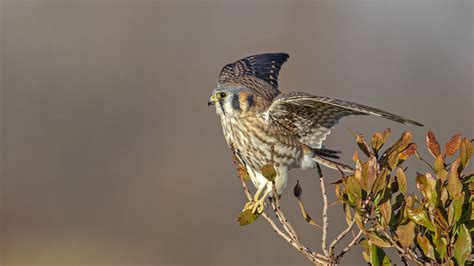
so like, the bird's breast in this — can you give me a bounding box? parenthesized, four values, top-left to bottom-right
(220, 115, 301, 170)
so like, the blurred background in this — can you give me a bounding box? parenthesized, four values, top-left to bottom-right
(0, 1, 472, 265)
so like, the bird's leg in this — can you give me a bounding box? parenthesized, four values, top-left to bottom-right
(243, 185, 265, 211)
(251, 189, 270, 214)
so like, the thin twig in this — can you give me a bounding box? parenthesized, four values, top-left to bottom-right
(329, 219, 356, 256)
(336, 230, 363, 260)
(316, 163, 330, 257)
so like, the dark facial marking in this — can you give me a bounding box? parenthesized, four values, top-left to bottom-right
(231, 94, 241, 111)
(218, 98, 227, 116)
(247, 95, 254, 107)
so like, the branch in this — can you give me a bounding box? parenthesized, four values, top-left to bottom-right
(336, 229, 363, 260)
(329, 219, 356, 256)
(316, 163, 330, 257)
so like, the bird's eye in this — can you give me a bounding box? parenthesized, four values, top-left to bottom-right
(217, 92, 227, 98)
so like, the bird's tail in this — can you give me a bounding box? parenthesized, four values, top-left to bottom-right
(313, 155, 354, 173)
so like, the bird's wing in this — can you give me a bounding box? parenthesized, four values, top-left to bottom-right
(218, 53, 289, 92)
(262, 92, 422, 149)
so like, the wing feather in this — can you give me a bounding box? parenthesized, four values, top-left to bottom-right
(262, 92, 422, 148)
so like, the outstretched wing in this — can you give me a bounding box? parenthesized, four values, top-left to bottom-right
(262, 92, 422, 149)
(218, 53, 289, 91)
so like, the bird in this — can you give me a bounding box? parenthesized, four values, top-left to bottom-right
(208, 53, 422, 214)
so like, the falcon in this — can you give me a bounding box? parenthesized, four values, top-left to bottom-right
(208, 53, 422, 214)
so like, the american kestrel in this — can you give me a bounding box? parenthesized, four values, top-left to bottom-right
(208, 53, 422, 214)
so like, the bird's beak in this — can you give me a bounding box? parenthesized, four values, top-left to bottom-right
(208, 95, 216, 106)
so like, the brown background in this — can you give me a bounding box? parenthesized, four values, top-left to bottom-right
(1, 1, 472, 265)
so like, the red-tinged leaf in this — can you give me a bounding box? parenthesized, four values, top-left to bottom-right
(395, 221, 416, 248)
(399, 143, 417, 161)
(445, 133, 462, 156)
(426, 131, 441, 158)
(453, 224, 471, 266)
(416, 233, 436, 260)
(447, 159, 462, 197)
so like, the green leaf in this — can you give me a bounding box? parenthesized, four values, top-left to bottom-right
(395, 220, 416, 248)
(369, 242, 392, 266)
(368, 232, 392, 248)
(237, 209, 260, 226)
(261, 163, 277, 182)
(433, 227, 447, 259)
(396, 167, 408, 196)
(371, 168, 389, 201)
(345, 175, 362, 201)
(448, 192, 464, 226)
(416, 233, 436, 260)
(447, 159, 462, 197)
(407, 208, 436, 232)
(453, 224, 471, 266)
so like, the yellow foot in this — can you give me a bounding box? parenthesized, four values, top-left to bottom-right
(243, 199, 266, 214)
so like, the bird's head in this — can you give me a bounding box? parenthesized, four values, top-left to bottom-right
(208, 85, 257, 117)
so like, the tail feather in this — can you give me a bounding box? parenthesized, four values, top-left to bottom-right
(313, 156, 353, 173)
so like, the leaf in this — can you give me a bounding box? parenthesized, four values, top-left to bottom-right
(378, 197, 392, 227)
(460, 138, 473, 168)
(445, 133, 462, 156)
(261, 163, 277, 182)
(447, 159, 462, 197)
(371, 168, 389, 199)
(453, 224, 471, 266)
(399, 143, 417, 161)
(366, 156, 378, 191)
(397, 168, 408, 196)
(416, 173, 438, 206)
(426, 131, 441, 158)
(433, 227, 447, 259)
(416, 233, 436, 260)
(371, 132, 384, 152)
(368, 232, 392, 248)
(382, 128, 391, 143)
(237, 209, 260, 226)
(293, 180, 302, 198)
(395, 221, 416, 248)
(387, 150, 401, 170)
(369, 243, 392, 266)
(448, 192, 464, 225)
(356, 133, 372, 157)
(407, 208, 436, 232)
(345, 175, 362, 200)
(434, 155, 448, 181)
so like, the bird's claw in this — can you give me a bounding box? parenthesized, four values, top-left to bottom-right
(243, 199, 266, 214)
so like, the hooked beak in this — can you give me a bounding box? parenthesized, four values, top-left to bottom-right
(208, 95, 216, 106)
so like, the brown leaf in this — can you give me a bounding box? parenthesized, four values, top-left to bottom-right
(426, 131, 441, 158)
(378, 198, 392, 227)
(399, 143, 417, 161)
(397, 167, 408, 196)
(445, 133, 462, 156)
(395, 221, 416, 248)
(356, 133, 373, 157)
(416, 173, 438, 206)
(371, 132, 384, 152)
(416, 233, 436, 260)
(368, 232, 392, 248)
(434, 155, 448, 181)
(460, 138, 473, 168)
